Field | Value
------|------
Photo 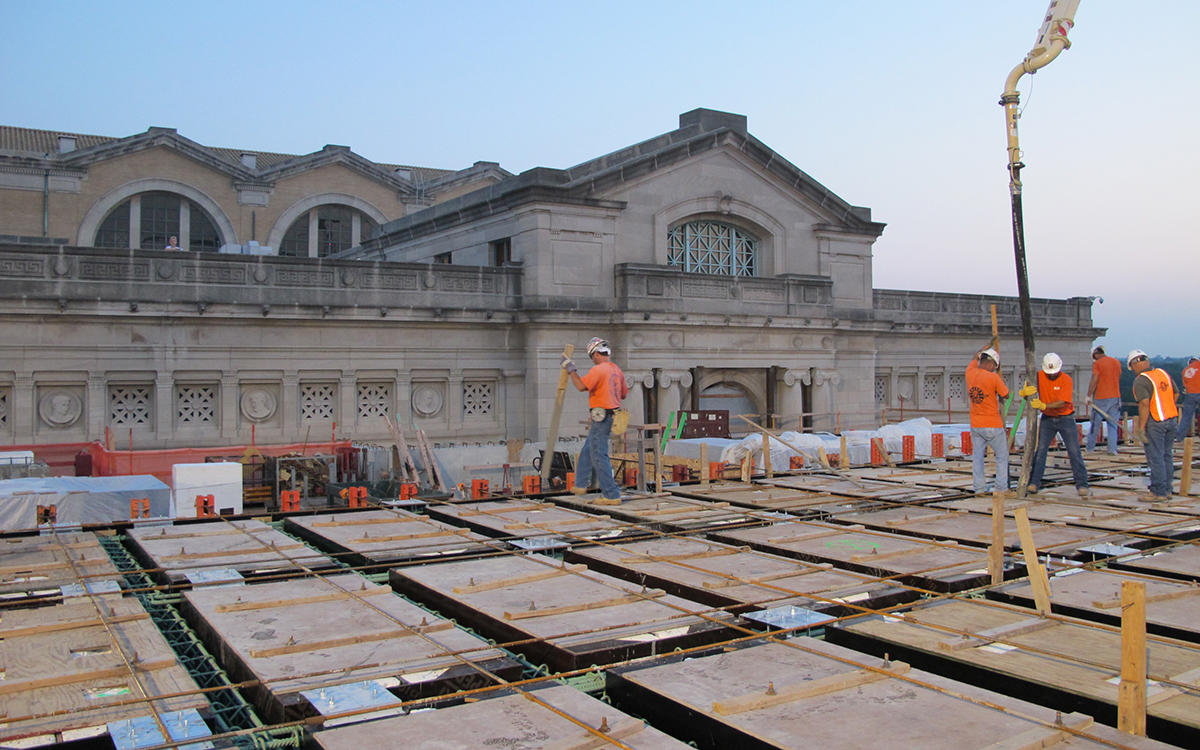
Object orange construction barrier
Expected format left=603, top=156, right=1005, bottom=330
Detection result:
left=129, top=498, right=150, bottom=519
left=194, top=494, right=215, bottom=518
left=522, top=475, right=541, bottom=495
left=789, top=455, right=804, bottom=470
left=399, top=483, right=418, bottom=500
left=902, top=435, right=915, bottom=463
left=709, top=461, right=725, bottom=479
left=961, top=431, right=973, bottom=455
left=624, top=467, right=638, bottom=487
left=280, top=490, right=301, bottom=512
left=827, top=452, right=840, bottom=466
left=671, top=464, right=689, bottom=482
left=470, top=479, right=489, bottom=500
left=339, top=486, right=368, bottom=508
left=565, top=472, right=575, bottom=492
left=931, top=433, right=944, bottom=458
left=870, top=440, right=884, bottom=466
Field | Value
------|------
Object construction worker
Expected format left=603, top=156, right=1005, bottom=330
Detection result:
left=1026, top=353, right=1090, bottom=497
left=1085, top=345, right=1122, bottom=455
left=1176, top=356, right=1200, bottom=442
left=966, top=343, right=1010, bottom=494
left=1128, top=349, right=1179, bottom=501
left=561, top=337, right=629, bottom=501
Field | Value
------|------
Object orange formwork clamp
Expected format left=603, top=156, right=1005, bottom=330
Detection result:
left=470, top=479, right=489, bottom=500
left=129, top=498, right=150, bottom=519
left=827, top=452, right=840, bottom=466
left=708, top=461, right=725, bottom=480
left=789, top=455, right=804, bottom=470
left=931, top=433, right=945, bottom=458
left=624, top=466, right=639, bottom=487
left=280, top=490, right=301, bottom=512
left=565, top=472, right=575, bottom=492
left=870, top=440, right=884, bottom=466
left=339, top=486, right=369, bottom=508
left=37, top=504, right=57, bottom=525
left=902, top=435, right=915, bottom=463
left=522, top=475, right=541, bottom=495
left=399, top=483, right=418, bottom=500
left=194, top=494, right=215, bottom=518
left=672, top=464, right=689, bottom=482
left=961, top=431, right=973, bottom=455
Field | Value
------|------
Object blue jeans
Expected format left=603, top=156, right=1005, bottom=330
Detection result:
left=1087, top=397, right=1120, bottom=454
left=575, top=411, right=620, bottom=499
left=971, top=426, right=1009, bottom=493
left=1030, top=414, right=1089, bottom=490
left=1176, top=393, right=1200, bottom=441
left=1145, top=417, right=1178, bottom=497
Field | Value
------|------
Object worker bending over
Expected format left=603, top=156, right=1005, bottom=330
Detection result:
left=1129, top=349, right=1178, bottom=502
left=1025, top=353, right=1090, bottom=497
left=561, top=337, right=628, bottom=502
left=966, top=343, right=1009, bottom=494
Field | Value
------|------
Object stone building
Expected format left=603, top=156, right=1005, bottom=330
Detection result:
left=0, top=110, right=1101, bottom=450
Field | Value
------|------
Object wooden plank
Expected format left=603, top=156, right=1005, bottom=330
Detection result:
left=711, top=661, right=911, bottom=715
left=1013, top=506, right=1051, bottom=615
left=453, top=564, right=586, bottom=594
left=850, top=546, right=940, bottom=563
left=249, top=621, right=454, bottom=658
left=700, top=443, right=710, bottom=486
left=1118, top=580, right=1147, bottom=735
left=939, top=618, right=1056, bottom=652
left=157, top=543, right=305, bottom=562
left=0, top=658, right=176, bottom=696
left=504, top=590, right=665, bottom=621
left=417, top=429, right=448, bottom=491
left=0, top=611, right=150, bottom=639
left=458, top=503, right=545, bottom=516
left=349, top=528, right=473, bottom=544
left=977, top=712, right=1092, bottom=750
left=619, top=547, right=746, bottom=564
left=1183, top=437, right=1194, bottom=497
left=541, top=718, right=645, bottom=750
left=701, top=566, right=829, bottom=590
left=310, top=516, right=420, bottom=528
left=215, top=587, right=392, bottom=613
left=543, top=343, right=576, bottom=483
left=989, top=491, right=1005, bottom=585
left=1092, top=584, right=1200, bottom=610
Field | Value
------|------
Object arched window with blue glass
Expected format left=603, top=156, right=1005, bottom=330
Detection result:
left=666, top=220, right=758, bottom=277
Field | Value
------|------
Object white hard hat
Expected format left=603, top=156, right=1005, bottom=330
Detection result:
left=586, top=337, right=611, bottom=357
left=1127, top=349, right=1148, bottom=367
left=1041, top=352, right=1062, bottom=375
left=981, top=348, right=1000, bottom=365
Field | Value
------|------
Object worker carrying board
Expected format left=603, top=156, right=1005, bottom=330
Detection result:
left=561, top=337, right=629, bottom=502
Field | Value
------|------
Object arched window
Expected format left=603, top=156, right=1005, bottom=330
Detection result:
left=278, top=205, right=378, bottom=258
left=93, top=191, right=223, bottom=251
left=667, top=220, right=758, bottom=277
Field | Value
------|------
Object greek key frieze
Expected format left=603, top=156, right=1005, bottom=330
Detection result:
left=682, top=279, right=729, bottom=298
left=79, top=260, right=150, bottom=280
left=360, top=272, right=419, bottom=291
left=437, top=274, right=482, bottom=293
left=274, top=268, right=335, bottom=287
left=0, top=257, right=45, bottom=278
left=181, top=265, right=248, bottom=284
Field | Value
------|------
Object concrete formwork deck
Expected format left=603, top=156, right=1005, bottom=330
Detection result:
left=0, top=593, right=209, bottom=746
left=710, top=520, right=1007, bottom=592
left=755, top=473, right=962, bottom=504
left=827, top=598, right=1200, bottom=745
left=667, top=482, right=873, bottom=517
left=422, top=498, right=637, bottom=544
left=550, top=494, right=760, bottom=532
left=0, top=531, right=121, bottom=601
left=564, top=536, right=912, bottom=616
left=311, top=683, right=691, bottom=749
left=931, top=496, right=1200, bottom=540
left=389, top=552, right=735, bottom=672
left=178, top=572, right=519, bottom=723
left=283, top=508, right=501, bottom=569
left=1110, top=542, right=1200, bottom=582
left=607, top=638, right=1179, bottom=750
left=126, top=518, right=336, bottom=585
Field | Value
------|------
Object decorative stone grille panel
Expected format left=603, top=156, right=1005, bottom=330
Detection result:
left=948, top=374, right=965, bottom=402
left=301, top=383, right=336, bottom=421
left=923, top=374, right=942, bottom=403
left=109, top=385, right=152, bottom=426
left=176, top=385, right=216, bottom=425
left=463, top=381, right=495, bottom=417
left=874, top=376, right=889, bottom=404
left=358, top=383, right=391, bottom=418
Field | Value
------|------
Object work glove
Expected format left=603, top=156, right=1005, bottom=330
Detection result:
left=1085, top=396, right=1093, bottom=406
left=560, top=356, right=577, bottom=374
left=1018, top=384, right=1037, bottom=398
left=1030, top=399, right=1046, bottom=411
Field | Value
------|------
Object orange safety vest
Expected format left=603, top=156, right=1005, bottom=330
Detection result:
left=1184, top=363, right=1200, bottom=394
left=1142, top=369, right=1179, bottom=421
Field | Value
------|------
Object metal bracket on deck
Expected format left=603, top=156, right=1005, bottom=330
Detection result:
left=108, top=708, right=214, bottom=750
left=301, top=680, right=403, bottom=726
left=511, top=536, right=570, bottom=552
left=183, top=568, right=245, bottom=587
left=60, top=579, right=123, bottom=598
left=742, top=605, right=837, bottom=634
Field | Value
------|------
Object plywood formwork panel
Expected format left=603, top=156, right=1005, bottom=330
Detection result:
left=608, top=638, right=1179, bottom=750
left=0, top=531, right=120, bottom=600
left=757, top=473, right=962, bottom=503
left=389, top=553, right=735, bottom=672
left=990, top=566, right=1200, bottom=642
left=932, top=497, right=1200, bottom=538
left=126, top=518, right=334, bottom=585
left=179, top=573, right=518, bottom=723
left=550, top=494, right=759, bottom=532
left=1111, top=543, right=1200, bottom=583
left=423, top=499, right=635, bottom=543
left=828, top=598, right=1200, bottom=745
left=565, top=536, right=910, bottom=615
left=312, top=683, right=691, bottom=749
left=710, top=520, right=1003, bottom=592
left=284, top=508, right=500, bottom=569
left=0, top=595, right=208, bottom=744
left=667, top=483, right=869, bottom=517
left=832, top=505, right=1136, bottom=557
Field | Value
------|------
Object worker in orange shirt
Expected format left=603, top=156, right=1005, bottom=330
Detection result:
left=562, top=337, right=629, bottom=501
left=1176, top=356, right=1200, bottom=442
left=1085, top=345, right=1122, bottom=455
left=1129, top=349, right=1178, bottom=501
left=1027, top=353, right=1090, bottom=497
left=966, top=343, right=1009, bottom=494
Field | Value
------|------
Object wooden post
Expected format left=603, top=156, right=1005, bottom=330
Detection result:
left=1118, top=580, right=1147, bottom=736
left=989, top=491, right=1005, bottom=585
left=700, top=443, right=710, bottom=486
left=1181, top=437, right=1194, bottom=497
left=1013, top=506, right=1052, bottom=616
left=542, top=344, right=575, bottom=483
left=840, top=435, right=849, bottom=468
left=740, top=456, right=751, bottom=483
left=762, top=432, right=773, bottom=478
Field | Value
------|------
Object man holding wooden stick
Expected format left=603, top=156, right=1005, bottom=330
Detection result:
left=562, top=337, right=628, bottom=501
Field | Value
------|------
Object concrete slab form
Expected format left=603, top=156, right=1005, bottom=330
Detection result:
left=550, top=494, right=761, bottom=532
left=607, top=638, right=1179, bottom=750
left=1109, top=543, right=1200, bottom=583
left=178, top=573, right=520, bottom=724
left=0, top=531, right=121, bottom=601
left=827, top=598, right=1200, bottom=746
left=754, top=473, right=962, bottom=504
left=0, top=594, right=209, bottom=746
left=283, top=508, right=501, bottom=569
left=932, top=496, right=1200, bottom=539
left=125, top=518, right=336, bottom=585
left=709, top=520, right=1010, bottom=592
left=667, top=482, right=873, bottom=517
left=422, top=499, right=637, bottom=544
left=311, top=683, right=691, bottom=749
left=989, top=566, right=1200, bottom=642
left=388, top=552, right=736, bottom=672
left=564, top=536, right=912, bottom=616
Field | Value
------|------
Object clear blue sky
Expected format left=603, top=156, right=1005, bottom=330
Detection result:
left=2, top=1, right=1195, bottom=356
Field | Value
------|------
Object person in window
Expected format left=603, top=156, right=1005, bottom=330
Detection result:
left=165, top=235, right=182, bottom=251
left=562, top=337, right=629, bottom=502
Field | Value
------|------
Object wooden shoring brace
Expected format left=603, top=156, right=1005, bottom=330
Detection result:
left=417, top=429, right=447, bottom=491
left=989, top=490, right=1005, bottom=585
left=1013, top=506, right=1052, bottom=616
left=1182, top=437, right=1194, bottom=497
left=762, top=432, right=773, bottom=478
left=840, top=434, right=850, bottom=469
left=385, top=415, right=412, bottom=483
left=1118, top=580, right=1148, bottom=736
left=542, top=344, right=576, bottom=484
left=394, top=418, right=421, bottom=485
left=700, top=443, right=710, bottom=486
left=737, top=415, right=874, bottom=491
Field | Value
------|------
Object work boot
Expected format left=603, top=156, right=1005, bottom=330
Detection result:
left=1077, top=487, right=1090, bottom=498
left=1026, top=485, right=1039, bottom=495
left=569, top=486, right=588, bottom=496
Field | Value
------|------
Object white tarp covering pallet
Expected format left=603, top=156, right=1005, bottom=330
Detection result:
left=0, top=475, right=170, bottom=530
left=172, top=462, right=243, bottom=518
